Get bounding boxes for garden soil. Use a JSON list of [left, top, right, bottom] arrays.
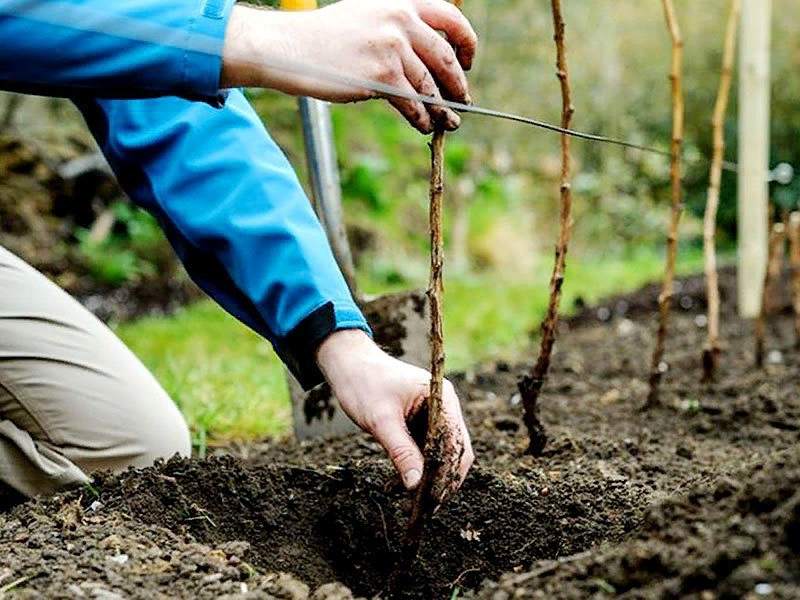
[[2, 268, 800, 599]]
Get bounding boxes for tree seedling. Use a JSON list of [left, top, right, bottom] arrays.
[[647, 0, 684, 406], [702, 0, 739, 382], [755, 222, 786, 367], [518, 0, 575, 456]]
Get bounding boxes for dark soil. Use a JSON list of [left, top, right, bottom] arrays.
[[3, 268, 800, 599]]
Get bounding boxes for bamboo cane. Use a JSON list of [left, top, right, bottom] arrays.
[[518, 0, 574, 455], [647, 0, 684, 406], [702, 0, 739, 383], [755, 222, 786, 367], [787, 212, 800, 346]]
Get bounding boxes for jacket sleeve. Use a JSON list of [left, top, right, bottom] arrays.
[[0, 0, 234, 104], [72, 91, 371, 390]]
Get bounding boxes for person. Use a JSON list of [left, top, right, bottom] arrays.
[[0, 0, 477, 504]]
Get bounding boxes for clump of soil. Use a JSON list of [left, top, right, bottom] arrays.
[[3, 268, 800, 599]]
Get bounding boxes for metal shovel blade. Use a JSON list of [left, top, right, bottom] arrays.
[[288, 290, 431, 441]]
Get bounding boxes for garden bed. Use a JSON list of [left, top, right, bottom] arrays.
[[2, 269, 799, 599]]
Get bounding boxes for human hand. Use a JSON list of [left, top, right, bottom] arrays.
[[316, 329, 474, 504], [222, 0, 478, 134]]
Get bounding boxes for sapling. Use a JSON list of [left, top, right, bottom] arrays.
[[755, 222, 786, 367], [404, 0, 462, 559], [702, 0, 739, 382], [518, 0, 574, 455], [404, 127, 448, 554], [786, 212, 800, 345], [647, 0, 684, 405]]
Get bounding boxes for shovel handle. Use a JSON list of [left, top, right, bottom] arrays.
[[280, 0, 360, 301]]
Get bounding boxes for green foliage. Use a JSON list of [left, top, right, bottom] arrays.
[[76, 201, 170, 287]]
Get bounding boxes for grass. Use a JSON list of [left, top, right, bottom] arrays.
[[116, 245, 713, 445]]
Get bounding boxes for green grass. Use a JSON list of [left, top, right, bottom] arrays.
[[117, 246, 713, 443]]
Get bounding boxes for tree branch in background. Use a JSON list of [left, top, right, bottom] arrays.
[[702, 0, 739, 383], [518, 0, 574, 455], [647, 0, 684, 406], [755, 222, 786, 367], [787, 212, 800, 347]]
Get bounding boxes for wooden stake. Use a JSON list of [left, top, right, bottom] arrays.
[[755, 222, 786, 367], [647, 0, 684, 406], [702, 0, 739, 383], [737, 0, 772, 317], [518, 0, 574, 455], [787, 212, 800, 346]]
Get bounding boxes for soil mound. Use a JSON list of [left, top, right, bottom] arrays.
[[3, 268, 800, 599], [2, 455, 645, 599], [473, 446, 800, 599]]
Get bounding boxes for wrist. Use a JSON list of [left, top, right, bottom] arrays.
[[316, 329, 380, 385], [221, 5, 301, 91]]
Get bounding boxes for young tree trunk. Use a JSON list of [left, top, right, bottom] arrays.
[[755, 222, 786, 367], [647, 0, 684, 406], [787, 212, 800, 346], [518, 0, 574, 456], [702, 0, 739, 383]]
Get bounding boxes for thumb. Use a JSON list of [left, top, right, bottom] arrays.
[[373, 419, 425, 490]]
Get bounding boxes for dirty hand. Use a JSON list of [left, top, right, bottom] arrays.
[[222, 0, 478, 133], [316, 329, 474, 504]]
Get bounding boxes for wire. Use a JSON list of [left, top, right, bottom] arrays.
[[0, 0, 760, 176]]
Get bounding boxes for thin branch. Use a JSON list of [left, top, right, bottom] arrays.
[[403, 127, 447, 560], [755, 222, 786, 367], [702, 0, 739, 382], [647, 0, 684, 406], [518, 0, 574, 455], [787, 212, 800, 346]]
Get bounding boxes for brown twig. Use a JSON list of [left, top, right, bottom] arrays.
[[755, 222, 786, 367], [787, 212, 800, 346], [702, 0, 739, 382], [518, 0, 574, 455], [403, 127, 447, 562], [647, 0, 684, 406], [401, 0, 462, 572]]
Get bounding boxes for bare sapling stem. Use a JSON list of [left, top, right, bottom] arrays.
[[518, 0, 574, 456], [755, 222, 786, 367], [702, 0, 739, 383], [647, 0, 684, 406], [402, 0, 461, 568], [787, 212, 800, 346], [403, 127, 447, 558]]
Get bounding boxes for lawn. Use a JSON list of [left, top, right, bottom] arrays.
[[116, 246, 713, 448]]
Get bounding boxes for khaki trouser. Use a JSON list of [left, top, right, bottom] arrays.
[[0, 246, 191, 498]]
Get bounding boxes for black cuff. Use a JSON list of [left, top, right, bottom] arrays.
[[277, 302, 337, 391]]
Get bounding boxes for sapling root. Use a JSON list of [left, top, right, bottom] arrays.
[[702, 0, 739, 383], [647, 0, 684, 406], [519, 0, 574, 456], [755, 222, 786, 367]]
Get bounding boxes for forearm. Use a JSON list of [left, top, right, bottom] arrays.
[[73, 91, 370, 389]]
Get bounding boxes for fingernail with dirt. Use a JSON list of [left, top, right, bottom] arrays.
[[404, 468, 421, 489], [446, 111, 461, 130]]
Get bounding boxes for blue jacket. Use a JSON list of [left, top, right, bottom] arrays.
[[0, 0, 371, 389]]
